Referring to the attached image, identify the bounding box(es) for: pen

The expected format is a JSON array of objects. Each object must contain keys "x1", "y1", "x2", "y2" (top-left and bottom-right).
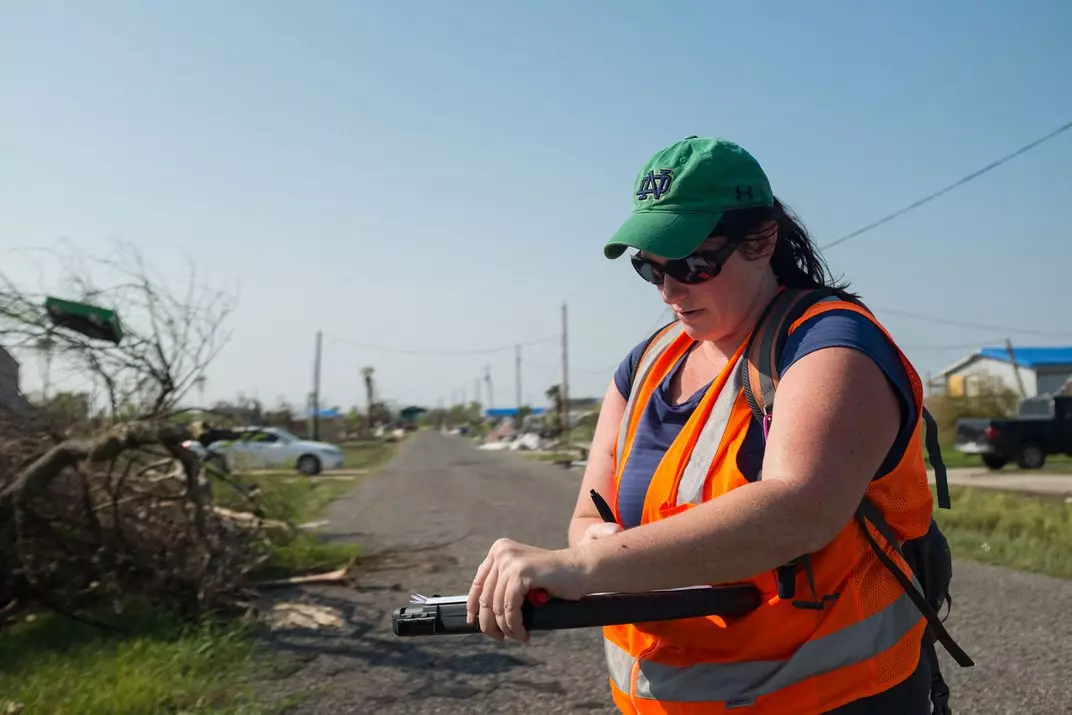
[{"x1": 589, "y1": 489, "x2": 617, "y2": 524}]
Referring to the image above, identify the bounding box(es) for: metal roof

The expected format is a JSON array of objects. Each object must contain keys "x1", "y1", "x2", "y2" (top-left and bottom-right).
[
  {"x1": 484, "y1": 407, "x2": 547, "y2": 417},
  {"x1": 939, "y1": 346, "x2": 1072, "y2": 376},
  {"x1": 304, "y1": 408, "x2": 343, "y2": 418},
  {"x1": 976, "y1": 347, "x2": 1072, "y2": 368}
]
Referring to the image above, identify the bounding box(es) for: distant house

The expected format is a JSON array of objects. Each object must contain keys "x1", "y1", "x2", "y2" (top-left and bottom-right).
[
  {"x1": 0, "y1": 347, "x2": 32, "y2": 411},
  {"x1": 937, "y1": 347, "x2": 1072, "y2": 399}
]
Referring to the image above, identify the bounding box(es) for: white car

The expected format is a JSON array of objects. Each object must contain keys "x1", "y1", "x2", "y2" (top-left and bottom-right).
[{"x1": 183, "y1": 426, "x2": 344, "y2": 476}]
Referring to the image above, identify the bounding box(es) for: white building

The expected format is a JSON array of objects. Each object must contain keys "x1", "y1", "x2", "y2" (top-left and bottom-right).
[{"x1": 937, "y1": 347, "x2": 1072, "y2": 399}]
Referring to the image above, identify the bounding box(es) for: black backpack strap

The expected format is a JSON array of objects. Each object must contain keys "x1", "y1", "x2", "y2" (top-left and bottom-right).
[
  {"x1": 922, "y1": 407, "x2": 951, "y2": 509},
  {"x1": 923, "y1": 638, "x2": 953, "y2": 715},
  {"x1": 739, "y1": 287, "x2": 839, "y2": 429},
  {"x1": 740, "y1": 288, "x2": 839, "y2": 605},
  {"x1": 856, "y1": 498, "x2": 974, "y2": 668}
]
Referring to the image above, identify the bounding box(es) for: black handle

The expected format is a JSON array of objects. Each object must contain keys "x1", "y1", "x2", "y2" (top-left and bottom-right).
[{"x1": 392, "y1": 584, "x2": 761, "y2": 637}]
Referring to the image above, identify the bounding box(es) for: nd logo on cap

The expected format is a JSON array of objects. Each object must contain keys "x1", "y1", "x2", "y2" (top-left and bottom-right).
[{"x1": 636, "y1": 169, "x2": 674, "y2": 201}]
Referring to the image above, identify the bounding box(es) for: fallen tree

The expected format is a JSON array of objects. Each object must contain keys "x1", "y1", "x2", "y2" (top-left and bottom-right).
[
  {"x1": 0, "y1": 245, "x2": 350, "y2": 629},
  {"x1": 0, "y1": 414, "x2": 265, "y2": 623}
]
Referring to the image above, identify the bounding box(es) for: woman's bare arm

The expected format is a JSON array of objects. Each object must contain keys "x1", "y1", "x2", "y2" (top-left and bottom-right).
[
  {"x1": 566, "y1": 380, "x2": 627, "y2": 548},
  {"x1": 571, "y1": 346, "x2": 902, "y2": 593}
]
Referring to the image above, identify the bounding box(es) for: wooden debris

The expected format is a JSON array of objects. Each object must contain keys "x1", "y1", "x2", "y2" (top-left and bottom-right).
[{"x1": 255, "y1": 567, "x2": 349, "y2": 588}]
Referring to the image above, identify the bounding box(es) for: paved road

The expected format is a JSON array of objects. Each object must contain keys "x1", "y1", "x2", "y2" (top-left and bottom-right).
[{"x1": 269, "y1": 432, "x2": 1071, "y2": 714}]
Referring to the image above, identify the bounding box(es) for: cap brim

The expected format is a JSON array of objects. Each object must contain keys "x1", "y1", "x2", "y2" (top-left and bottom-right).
[{"x1": 604, "y1": 210, "x2": 724, "y2": 260}]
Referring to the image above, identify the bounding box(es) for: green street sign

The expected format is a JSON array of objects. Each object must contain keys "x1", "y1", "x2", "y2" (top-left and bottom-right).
[{"x1": 43, "y1": 296, "x2": 124, "y2": 344}]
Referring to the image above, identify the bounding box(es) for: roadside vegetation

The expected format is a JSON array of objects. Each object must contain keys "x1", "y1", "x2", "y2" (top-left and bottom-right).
[
  {"x1": 936, "y1": 485, "x2": 1072, "y2": 580},
  {"x1": 1, "y1": 439, "x2": 399, "y2": 715},
  {"x1": 0, "y1": 245, "x2": 402, "y2": 715}
]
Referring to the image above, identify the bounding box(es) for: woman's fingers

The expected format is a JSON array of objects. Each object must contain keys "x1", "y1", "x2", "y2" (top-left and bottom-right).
[
  {"x1": 467, "y1": 538, "x2": 542, "y2": 643},
  {"x1": 466, "y1": 553, "x2": 494, "y2": 624},
  {"x1": 501, "y1": 574, "x2": 529, "y2": 643},
  {"x1": 478, "y1": 559, "x2": 503, "y2": 641}
]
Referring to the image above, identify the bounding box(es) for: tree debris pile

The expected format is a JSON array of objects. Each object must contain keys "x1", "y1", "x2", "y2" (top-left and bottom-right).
[
  {"x1": 0, "y1": 244, "x2": 356, "y2": 629},
  {"x1": 0, "y1": 415, "x2": 274, "y2": 623}
]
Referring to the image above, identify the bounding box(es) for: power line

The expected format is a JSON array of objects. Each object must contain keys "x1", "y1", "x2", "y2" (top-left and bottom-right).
[
  {"x1": 897, "y1": 340, "x2": 1005, "y2": 351},
  {"x1": 872, "y1": 305, "x2": 1072, "y2": 340},
  {"x1": 820, "y1": 118, "x2": 1072, "y2": 251},
  {"x1": 324, "y1": 333, "x2": 558, "y2": 356}
]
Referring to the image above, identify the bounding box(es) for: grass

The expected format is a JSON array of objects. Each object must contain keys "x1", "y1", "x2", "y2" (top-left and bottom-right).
[
  {"x1": 516, "y1": 450, "x2": 578, "y2": 464},
  {"x1": 218, "y1": 439, "x2": 400, "y2": 579},
  {"x1": 2, "y1": 439, "x2": 401, "y2": 715},
  {"x1": 936, "y1": 485, "x2": 1072, "y2": 579},
  {"x1": 934, "y1": 443, "x2": 1072, "y2": 472},
  {"x1": 339, "y1": 439, "x2": 399, "y2": 472},
  {"x1": 0, "y1": 607, "x2": 284, "y2": 715}
]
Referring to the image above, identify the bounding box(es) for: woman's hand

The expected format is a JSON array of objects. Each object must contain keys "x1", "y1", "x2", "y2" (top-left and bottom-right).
[
  {"x1": 466, "y1": 538, "x2": 589, "y2": 643},
  {"x1": 578, "y1": 521, "x2": 623, "y2": 546}
]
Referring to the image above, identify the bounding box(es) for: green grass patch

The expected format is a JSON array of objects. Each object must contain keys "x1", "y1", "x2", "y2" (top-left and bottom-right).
[
  {"x1": 936, "y1": 485, "x2": 1072, "y2": 579},
  {"x1": 214, "y1": 444, "x2": 399, "y2": 579},
  {"x1": 0, "y1": 440, "x2": 401, "y2": 714},
  {"x1": 516, "y1": 450, "x2": 577, "y2": 463},
  {"x1": 0, "y1": 607, "x2": 283, "y2": 715},
  {"x1": 339, "y1": 440, "x2": 399, "y2": 471},
  {"x1": 223, "y1": 441, "x2": 398, "y2": 578}
]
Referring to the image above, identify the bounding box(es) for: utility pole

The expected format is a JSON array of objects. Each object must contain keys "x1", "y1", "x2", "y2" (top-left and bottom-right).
[
  {"x1": 561, "y1": 302, "x2": 570, "y2": 446},
  {"x1": 1005, "y1": 338, "x2": 1028, "y2": 399},
  {"x1": 484, "y1": 365, "x2": 494, "y2": 409},
  {"x1": 474, "y1": 376, "x2": 481, "y2": 407},
  {"x1": 515, "y1": 344, "x2": 522, "y2": 410},
  {"x1": 311, "y1": 330, "x2": 322, "y2": 440}
]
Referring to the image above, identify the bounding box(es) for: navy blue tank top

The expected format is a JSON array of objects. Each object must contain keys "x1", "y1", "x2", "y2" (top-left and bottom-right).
[{"x1": 612, "y1": 309, "x2": 916, "y2": 529}]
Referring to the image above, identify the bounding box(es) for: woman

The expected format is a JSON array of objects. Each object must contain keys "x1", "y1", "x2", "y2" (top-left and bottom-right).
[{"x1": 466, "y1": 136, "x2": 936, "y2": 714}]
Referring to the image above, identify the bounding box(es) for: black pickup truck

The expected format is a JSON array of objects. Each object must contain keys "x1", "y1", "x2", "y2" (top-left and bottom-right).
[{"x1": 954, "y1": 395, "x2": 1072, "y2": 469}]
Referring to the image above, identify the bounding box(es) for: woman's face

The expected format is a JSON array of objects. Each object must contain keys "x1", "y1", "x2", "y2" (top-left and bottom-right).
[{"x1": 641, "y1": 224, "x2": 776, "y2": 342}]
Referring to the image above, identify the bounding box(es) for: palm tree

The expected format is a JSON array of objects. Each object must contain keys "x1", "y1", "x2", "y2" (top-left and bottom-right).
[
  {"x1": 361, "y1": 367, "x2": 375, "y2": 433},
  {"x1": 545, "y1": 384, "x2": 563, "y2": 434}
]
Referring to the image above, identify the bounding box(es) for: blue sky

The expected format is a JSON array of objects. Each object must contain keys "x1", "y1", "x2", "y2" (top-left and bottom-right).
[{"x1": 2, "y1": 0, "x2": 1070, "y2": 410}]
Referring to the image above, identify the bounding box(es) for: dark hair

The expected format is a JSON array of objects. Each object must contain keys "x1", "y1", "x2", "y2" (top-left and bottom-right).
[{"x1": 715, "y1": 198, "x2": 856, "y2": 297}]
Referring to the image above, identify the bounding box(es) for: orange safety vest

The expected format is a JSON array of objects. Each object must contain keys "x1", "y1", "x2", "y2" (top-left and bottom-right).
[{"x1": 604, "y1": 295, "x2": 935, "y2": 715}]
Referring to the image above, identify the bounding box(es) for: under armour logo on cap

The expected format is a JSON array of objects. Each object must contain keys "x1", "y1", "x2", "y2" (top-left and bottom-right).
[
  {"x1": 637, "y1": 169, "x2": 673, "y2": 201},
  {"x1": 735, "y1": 186, "x2": 754, "y2": 201}
]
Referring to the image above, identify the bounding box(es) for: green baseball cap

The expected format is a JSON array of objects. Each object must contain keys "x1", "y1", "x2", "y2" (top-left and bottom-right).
[{"x1": 604, "y1": 136, "x2": 774, "y2": 260}]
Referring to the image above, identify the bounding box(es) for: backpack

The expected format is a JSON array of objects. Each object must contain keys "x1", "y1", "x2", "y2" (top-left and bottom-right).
[{"x1": 739, "y1": 287, "x2": 974, "y2": 715}]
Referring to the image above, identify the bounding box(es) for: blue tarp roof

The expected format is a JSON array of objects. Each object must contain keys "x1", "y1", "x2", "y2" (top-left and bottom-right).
[
  {"x1": 305, "y1": 408, "x2": 343, "y2": 418},
  {"x1": 978, "y1": 347, "x2": 1072, "y2": 368},
  {"x1": 484, "y1": 407, "x2": 547, "y2": 418}
]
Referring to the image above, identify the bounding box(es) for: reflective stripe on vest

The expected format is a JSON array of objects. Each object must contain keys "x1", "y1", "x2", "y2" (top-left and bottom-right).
[
  {"x1": 676, "y1": 354, "x2": 745, "y2": 506},
  {"x1": 615, "y1": 322, "x2": 687, "y2": 468},
  {"x1": 604, "y1": 586, "x2": 922, "y2": 704}
]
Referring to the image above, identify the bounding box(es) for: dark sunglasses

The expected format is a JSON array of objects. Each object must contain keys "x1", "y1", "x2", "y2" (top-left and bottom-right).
[{"x1": 630, "y1": 240, "x2": 740, "y2": 286}]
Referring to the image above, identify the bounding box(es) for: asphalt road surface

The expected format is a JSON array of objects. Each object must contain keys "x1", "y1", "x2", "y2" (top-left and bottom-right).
[{"x1": 269, "y1": 431, "x2": 1071, "y2": 714}]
